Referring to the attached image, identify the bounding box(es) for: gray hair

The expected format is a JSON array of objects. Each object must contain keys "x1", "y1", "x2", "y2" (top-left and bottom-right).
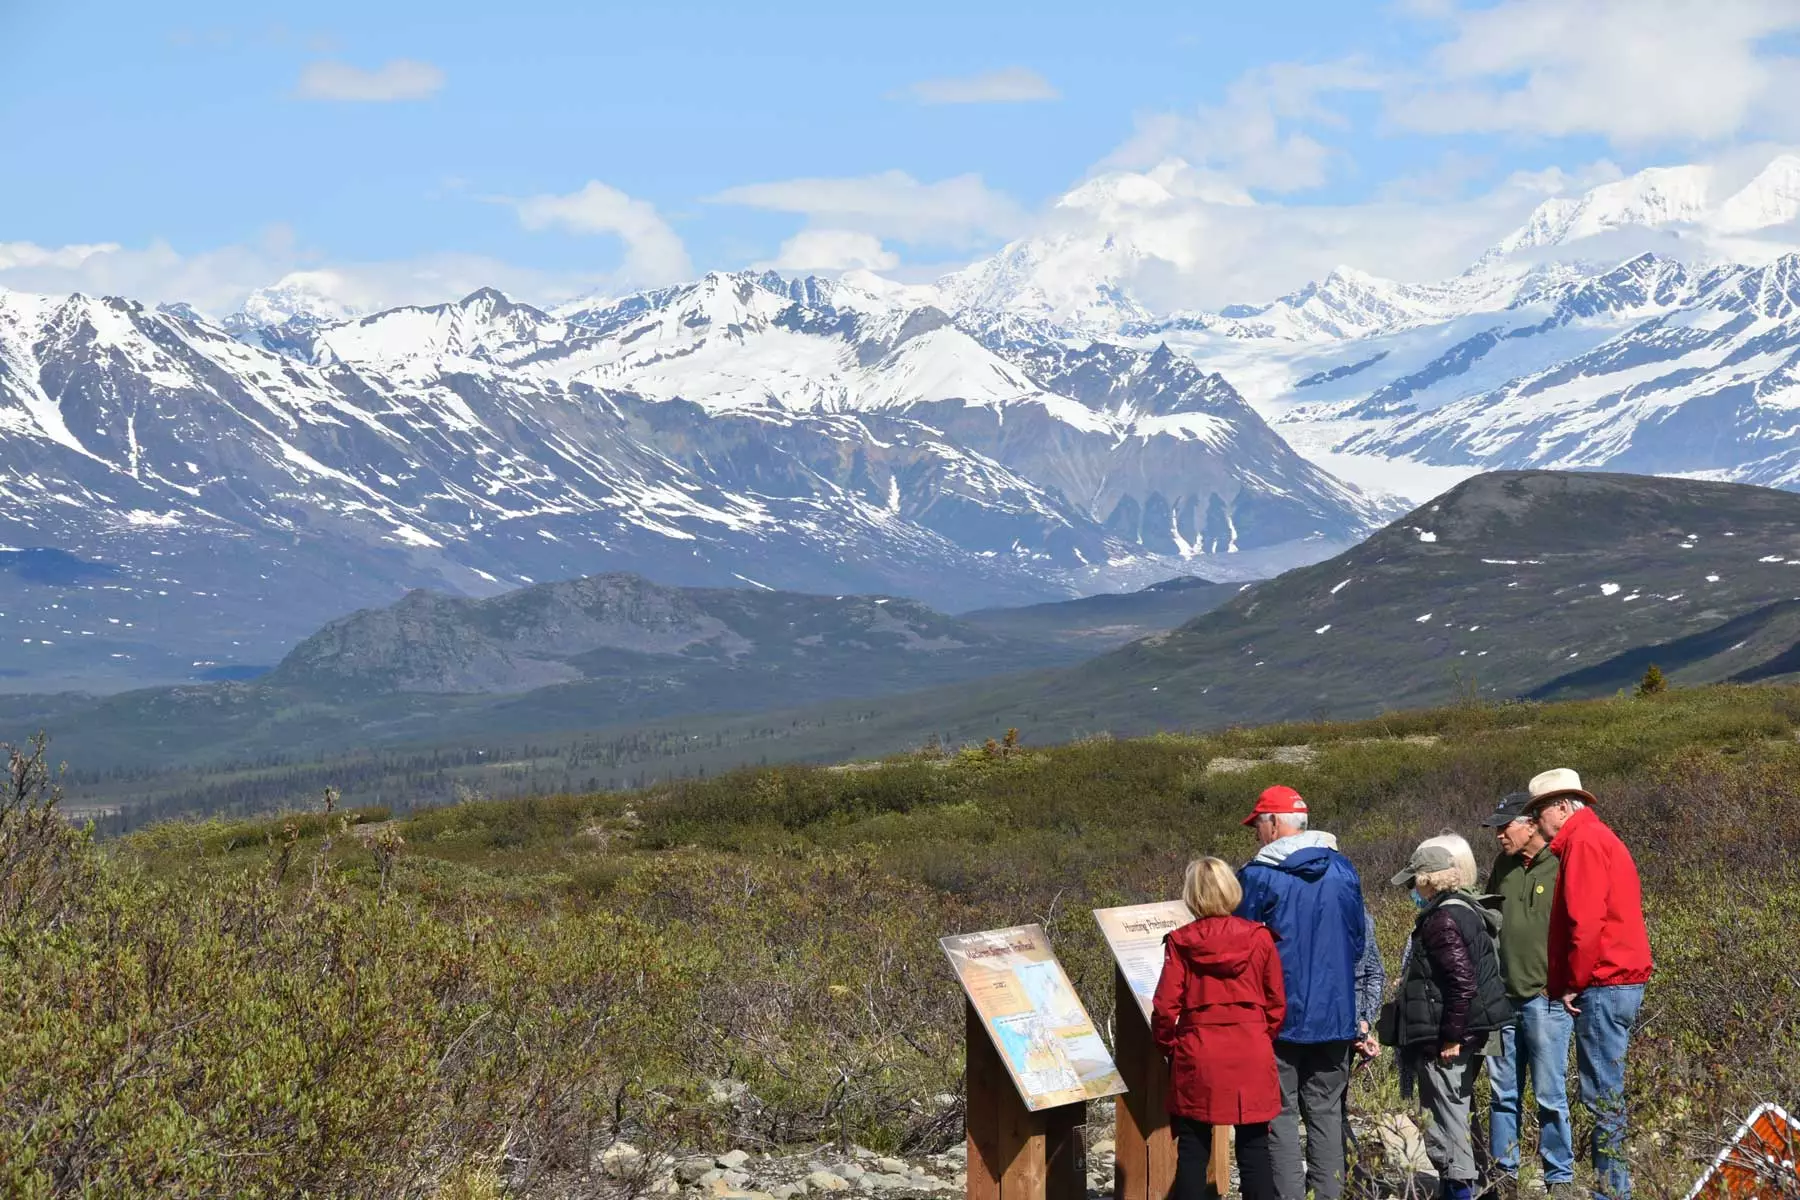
[{"x1": 1263, "y1": 811, "x2": 1309, "y2": 832}]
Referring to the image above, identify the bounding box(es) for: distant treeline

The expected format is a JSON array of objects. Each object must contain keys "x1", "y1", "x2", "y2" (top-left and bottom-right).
[{"x1": 65, "y1": 709, "x2": 893, "y2": 834}]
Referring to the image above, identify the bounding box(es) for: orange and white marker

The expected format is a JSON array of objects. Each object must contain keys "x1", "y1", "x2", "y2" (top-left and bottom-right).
[{"x1": 1685, "y1": 1103, "x2": 1799, "y2": 1200}]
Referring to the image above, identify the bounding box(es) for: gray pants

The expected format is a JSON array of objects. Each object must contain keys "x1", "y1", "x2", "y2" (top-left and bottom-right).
[
  {"x1": 1272, "y1": 1039, "x2": 1353, "y2": 1200},
  {"x1": 1417, "y1": 1050, "x2": 1480, "y2": 1184}
]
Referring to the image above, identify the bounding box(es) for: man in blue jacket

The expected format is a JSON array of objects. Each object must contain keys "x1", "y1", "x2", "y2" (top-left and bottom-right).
[{"x1": 1236, "y1": 785, "x2": 1370, "y2": 1200}]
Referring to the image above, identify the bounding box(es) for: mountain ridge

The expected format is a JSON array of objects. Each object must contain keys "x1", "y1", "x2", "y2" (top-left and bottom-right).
[{"x1": 0, "y1": 274, "x2": 1388, "y2": 689}]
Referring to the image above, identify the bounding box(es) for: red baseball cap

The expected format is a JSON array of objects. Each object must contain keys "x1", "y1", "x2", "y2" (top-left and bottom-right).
[{"x1": 1242, "y1": 785, "x2": 1308, "y2": 826}]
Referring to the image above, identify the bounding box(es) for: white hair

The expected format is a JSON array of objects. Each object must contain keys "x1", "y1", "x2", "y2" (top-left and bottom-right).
[
  {"x1": 1420, "y1": 831, "x2": 1479, "y2": 890},
  {"x1": 1265, "y1": 812, "x2": 1309, "y2": 832}
]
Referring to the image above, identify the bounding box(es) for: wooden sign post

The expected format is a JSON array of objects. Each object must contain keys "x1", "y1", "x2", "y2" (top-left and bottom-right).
[
  {"x1": 942, "y1": 924, "x2": 1127, "y2": 1200},
  {"x1": 965, "y1": 1001, "x2": 1087, "y2": 1200},
  {"x1": 1093, "y1": 903, "x2": 1231, "y2": 1200}
]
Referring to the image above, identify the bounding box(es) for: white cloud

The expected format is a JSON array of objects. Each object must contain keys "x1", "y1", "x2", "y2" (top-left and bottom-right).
[
  {"x1": 295, "y1": 58, "x2": 446, "y2": 102},
  {"x1": 892, "y1": 67, "x2": 1059, "y2": 105},
  {"x1": 0, "y1": 241, "x2": 121, "y2": 271},
  {"x1": 710, "y1": 170, "x2": 1023, "y2": 248},
  {"x1": 754, "y1": 230, "x2": 899, "y2": 273},
  {"x1": 971, "y1": 157, "x2": 1577, "y2": 313},
  {"x1": 0, "y1": 233, "x2": 606, "y2": 319},
  {"x1": 1390, "y1": 0, "x2": 1800, "y2": 144},
  {"x1": 1102, "y1": 61, "x2": 1383, "y2": 195},
  {"x1": 510, "y1": 180, "x2": 692, "y2": 286}
]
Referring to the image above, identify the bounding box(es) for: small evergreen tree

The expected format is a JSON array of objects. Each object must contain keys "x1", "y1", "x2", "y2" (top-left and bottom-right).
[{"x1": 1637, "y1": 663, "x2": 1668, "y2": 697}]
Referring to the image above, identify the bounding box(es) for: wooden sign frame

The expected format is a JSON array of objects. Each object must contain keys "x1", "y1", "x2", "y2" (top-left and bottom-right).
[{"x1": 965, "y1": 1000, "x2": 1087, "y2": 1200}]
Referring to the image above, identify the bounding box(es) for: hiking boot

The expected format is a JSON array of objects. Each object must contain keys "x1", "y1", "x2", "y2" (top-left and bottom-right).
[{"x1": 1546, "y1": 1185, "x2": 1581, "y2": 1200}]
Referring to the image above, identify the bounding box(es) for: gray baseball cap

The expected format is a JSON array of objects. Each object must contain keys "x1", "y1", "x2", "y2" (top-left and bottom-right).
[{"x1": 1391, "y1": 842, "x2": 1459, "y2": 888}]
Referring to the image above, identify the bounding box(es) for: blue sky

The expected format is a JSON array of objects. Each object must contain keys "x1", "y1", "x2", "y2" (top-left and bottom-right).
[{"x1": 4, "y1": 0, "x2": 1800, "y2": 313}]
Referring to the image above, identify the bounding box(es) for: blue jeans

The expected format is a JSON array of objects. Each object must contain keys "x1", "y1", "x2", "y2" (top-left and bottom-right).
[
  {"x1": 1575, "y1": 984, "x2": 1645, "y2": 1200},
  {"x1": 1489, "y1": 996, "x2": 1575, "y2": 1183}
]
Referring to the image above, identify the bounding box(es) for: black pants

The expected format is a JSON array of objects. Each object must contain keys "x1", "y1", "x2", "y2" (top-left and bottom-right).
[{"x1": 1173, "y1": 1116, "x2": 1275, "y2": 1200}]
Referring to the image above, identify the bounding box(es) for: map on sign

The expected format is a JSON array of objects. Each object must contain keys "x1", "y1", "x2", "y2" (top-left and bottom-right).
[
  {"x1": 1093, "y1": 901, "x2": 1195, "y2": 1023},
  {"x1": 941, "y1": 923, "x2": 1126, "y2": 1111}
]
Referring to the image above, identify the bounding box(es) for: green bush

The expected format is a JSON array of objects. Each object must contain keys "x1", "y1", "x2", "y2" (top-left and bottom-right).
[{"x1": 4, "y1": 686, "x2": 1800, "y2": 1192}]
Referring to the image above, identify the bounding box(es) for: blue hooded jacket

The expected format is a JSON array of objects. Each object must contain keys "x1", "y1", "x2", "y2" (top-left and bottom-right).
[{"x1": 1235, "y1": 831, "x2": 1368, "y2": 1044}]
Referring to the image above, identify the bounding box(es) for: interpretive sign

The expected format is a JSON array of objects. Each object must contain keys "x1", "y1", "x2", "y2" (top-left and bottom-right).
[
  {"x1": 941, "y1": 923, "x2": 1126, "y2": 1111},
  {"x1": 1093, "y1": 901, "x2": 1194, "y2": 1022},
  {"x1": 1095, "y1": 901, "x2": 1227, "y2": 1200},
  {"x1": 1684, "y1": 1103, "x2": 1799, "y2": 1200}
]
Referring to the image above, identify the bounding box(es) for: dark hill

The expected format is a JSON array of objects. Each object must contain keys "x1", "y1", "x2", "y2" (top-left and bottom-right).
[
  {"x1": 26, "y1": 573, "x2": 1144, "y2": 770},
  {"x1": 995, "y1": 471, "x2": 1800, "y2": 733},
  {"x1": 266, "y1": 573, "x2": 1058, "y2": 696}
]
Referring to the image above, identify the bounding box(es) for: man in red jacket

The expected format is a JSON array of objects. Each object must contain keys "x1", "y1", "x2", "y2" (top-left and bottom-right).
[{"x1": 1525, "y1": 769, "x2": 1654, "y2": 1200}]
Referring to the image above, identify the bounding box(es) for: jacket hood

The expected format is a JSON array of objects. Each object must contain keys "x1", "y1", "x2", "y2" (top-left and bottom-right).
[
  {"x1": 1422, "y1": 889, "x2": 1504, "y2": 935},
  {"x1": 1167, "y1": 915, "x2": 1266, "y2": 979},
  {"x1": 1251, "y1": 830, "x2": 1342, "y2": 879}
]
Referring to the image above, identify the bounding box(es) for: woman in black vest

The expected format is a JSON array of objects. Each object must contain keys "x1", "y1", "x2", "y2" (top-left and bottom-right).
[{"x1": 1390, "y1": 834, "x2": 1510, "y2": 1200}]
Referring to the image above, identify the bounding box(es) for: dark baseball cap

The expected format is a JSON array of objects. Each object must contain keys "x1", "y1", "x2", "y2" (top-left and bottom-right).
[{"x1": 1481, "y1": 792, "x2": 1533, "y2": 828}]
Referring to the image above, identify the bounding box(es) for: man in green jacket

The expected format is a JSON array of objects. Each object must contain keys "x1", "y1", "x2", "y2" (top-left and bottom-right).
[{"x1": 1483, "y1": 792, "x2": 1575, "y2": 1200}]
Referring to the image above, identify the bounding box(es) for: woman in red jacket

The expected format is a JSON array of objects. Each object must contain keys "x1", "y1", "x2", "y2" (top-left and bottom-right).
[{"x1": 1152, "y1": 856, "x2": 1286, "y2": 1200}]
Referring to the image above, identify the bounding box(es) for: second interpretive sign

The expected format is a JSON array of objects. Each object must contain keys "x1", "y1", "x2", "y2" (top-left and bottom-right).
[
  {"x1": 1092, "y1": 901, "x2": 1195, "y2": 1022},
  {"x1": 940, "y1": 923, "x2": 1126, "y2": 1111}
]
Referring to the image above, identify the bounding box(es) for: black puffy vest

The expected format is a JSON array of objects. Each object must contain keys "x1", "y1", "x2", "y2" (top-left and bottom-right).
[{"x1": 1397, "y1": 893, "x2": 1512, "y2": 1048}]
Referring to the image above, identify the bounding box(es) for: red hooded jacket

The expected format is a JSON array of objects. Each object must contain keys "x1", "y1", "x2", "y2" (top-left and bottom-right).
[
  {"x1": 1150, "y1": 915, "x2": 1286, "y2": 1123},
  {"x1": 1546, "y1": 806, "x2": 1654, "y2": 996}
]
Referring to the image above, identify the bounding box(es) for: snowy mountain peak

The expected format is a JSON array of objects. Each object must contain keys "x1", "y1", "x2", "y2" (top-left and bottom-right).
[
  {"x1": 456, "y1": 286, "x2": 518, "y2": 314},
  {"x1": 1056, "y1": 170, "x2": 1178, "y2": 213},
  {"x1": 238, "y1": 271, "x2": 365, "y2": 327},
  {"x1": 1714, "y1": 154, "x2": 1800, "y2": 234},
  {"x1": 1485, "y1": 155, "x2": 1800, "y2": 268},
  {"x1": 1496, "y1": 164, "x2": 1715, "y2": 257},
  {"x1": 308, "y1": 287, "x2": 559, "y2": 373}
]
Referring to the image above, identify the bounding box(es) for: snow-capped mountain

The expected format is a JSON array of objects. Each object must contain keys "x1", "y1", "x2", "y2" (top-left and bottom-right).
[
  {"x1": 222, "y1": 271, "x2": 368, "y2": 358},
  {"x1": 1489, "y1": 156, "x2": 1800, "y2": 260},
  {"x1": 0, "y1": 273, "x2": 1389, "y2": 690},
  {"x1": 953, "y1": 154, "x2": 1800, "y2": 504},
  {"x1": 934, "y1": 166, "x2": 1203, "y2": 335},
  {"x1": 27, "y1": 149, "x2": 1800, "y2": 694},
  {"x1": 1330, "y1": 252, "x2": 1800, "y2": 482}
]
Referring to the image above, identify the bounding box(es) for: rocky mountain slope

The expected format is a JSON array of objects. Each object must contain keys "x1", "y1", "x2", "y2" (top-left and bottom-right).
[{"x1": 0, "y1": 275, "x2": 1388, "y2": 691}]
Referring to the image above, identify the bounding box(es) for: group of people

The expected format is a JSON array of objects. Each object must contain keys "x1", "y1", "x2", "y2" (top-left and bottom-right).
[{"x1": 1149, "y1": 768, "x2": 1654, "y2": 1200}]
